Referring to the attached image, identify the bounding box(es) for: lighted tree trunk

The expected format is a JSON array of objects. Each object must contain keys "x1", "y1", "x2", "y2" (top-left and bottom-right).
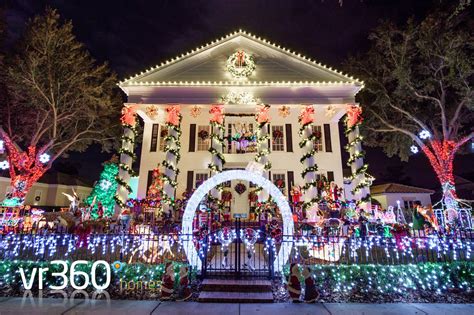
[
  {"x1": 0, "y1": 130, "x2": 50, "y2": 204},
  {"x1": 420, "y1": 139, "x2": 469, "y2": 208}
]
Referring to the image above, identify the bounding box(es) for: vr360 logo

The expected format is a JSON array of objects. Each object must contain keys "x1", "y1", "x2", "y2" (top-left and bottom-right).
[{"x1": 19, "y1": 260, "x2": 111, "y2": 290}]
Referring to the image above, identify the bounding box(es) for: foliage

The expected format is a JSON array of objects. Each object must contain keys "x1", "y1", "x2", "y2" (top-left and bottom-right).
[
  {"x1": 0, "y1": 8, "x2": 122, "y2": 163},
  {"x1": 85, "y1": 160, "x2": 119, "y2": 217},
  {"x1": 347, "y1": 7, "x2": 473, "y2": 161}
]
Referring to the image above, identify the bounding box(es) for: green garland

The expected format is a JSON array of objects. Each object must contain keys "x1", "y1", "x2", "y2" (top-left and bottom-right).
[
  {"x1": 208, "y1": 120, "x2": 226, "y2": 198},
  {"x1": 299, "y1": 119, "x2": 319, "y2": 210},
  {"x1": 254, "y1": 109, "x2": 271, "y2": 171},
  {"x1": 344, "y1": 115, "x2": 371, "y2": 199},
  {"x1": 161, "y1": 114, "x2": 182, "y2": 207},
  {"x1": 115, "y1": 122, "x2": 138, "y2": 209}
]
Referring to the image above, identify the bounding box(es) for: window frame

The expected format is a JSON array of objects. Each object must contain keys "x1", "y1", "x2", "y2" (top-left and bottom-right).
[{"x1": 271, "y1": 125, "x2": 285, "y2": 152}]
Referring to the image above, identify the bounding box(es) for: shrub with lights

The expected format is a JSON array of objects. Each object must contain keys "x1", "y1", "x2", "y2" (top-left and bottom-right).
[{"x1": 86, "y1": 158, "x2": 120, "y2": 217}]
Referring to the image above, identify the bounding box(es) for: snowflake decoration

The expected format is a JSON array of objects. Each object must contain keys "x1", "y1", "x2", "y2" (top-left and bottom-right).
[
  {"x1": 0, "y1": 160, "x2": 9, "y2": 170},
  {"x1": 278, "y1": 105, "x2": 290, "y2": 118},
  {"x1": 325, "y1": 105, "x2": 337, "y2": 117},
  {"x1": 419, "y1": 130, "x2": 431, "y2": 140},
  {"x1": 39, "y1": 153, "x2": 50, "y2": 164},
  {"x1": 410, "y1": 145, "x2": 419, "y2": 154},
  {"x1": 100, "y1": 179, "x2": 112, "y2": 191},
  {"x1": 221, "y1": 91, "x2": 260, "y2": 105},
  {"x1": 190, "y1": 105, "x2": 201, "y2": 118},
  {"x1": 145, "y1": 105, "x2": 159, "y2": 119}
]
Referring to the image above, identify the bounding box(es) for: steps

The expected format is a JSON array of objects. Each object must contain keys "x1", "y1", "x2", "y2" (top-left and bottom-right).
[{"x1": 198, "y1": 279, "x2": 274, "y2": 303}]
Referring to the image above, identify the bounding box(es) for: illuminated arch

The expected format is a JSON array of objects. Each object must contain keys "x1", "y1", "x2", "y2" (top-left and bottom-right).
[{"x1": 181, "y1": 170, "x2": 294, "y2": 272}]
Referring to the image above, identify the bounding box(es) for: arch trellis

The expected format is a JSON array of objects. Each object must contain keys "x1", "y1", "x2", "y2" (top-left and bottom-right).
[{"x1": 181, "y1": 170, "x2": 294, "y2": 272}]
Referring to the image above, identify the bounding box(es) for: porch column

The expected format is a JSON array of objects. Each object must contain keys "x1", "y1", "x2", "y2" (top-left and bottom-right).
[
  {"x1": 255, "y1": 104, "x2": 271, "y2": 201},
  {"x1": 209, "y1": 104, "x2": 225, "y2": 199},
  {"x1": 115, "y1": 104, "x2": 138, "y2": 216},
  {"x1": 345, "y1": 104, "x2": 371, "y2": 208}
]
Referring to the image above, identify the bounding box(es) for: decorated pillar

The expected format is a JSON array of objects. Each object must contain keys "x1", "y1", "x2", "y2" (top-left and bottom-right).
[
  {"x1": 208, "y1": 104, "x2": 226, "y2": 199},
  {"x1": 114, "y1": 104, "x2": 138, "y2": 214},
  {"x1": 344, "y1": 104, "x2": 371, "y2": 206},
  {"x1": 255, "y1": 104, "x2": 271, "y2": 201},
  {"x1": 298, "y1": 105, "x2": 318, "y2": 211},
  {"x1": 161, "y1": 105, "x2": 182, "y2": 215}
]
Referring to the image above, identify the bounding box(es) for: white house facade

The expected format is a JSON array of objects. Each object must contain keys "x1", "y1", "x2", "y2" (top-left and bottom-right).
[{"x1": 116, "y1": 30, "x2": 370, "y2": 216}]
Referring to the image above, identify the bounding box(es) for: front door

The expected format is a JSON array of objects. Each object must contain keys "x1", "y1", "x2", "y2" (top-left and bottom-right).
[{"x1": 201, "y1": 219, "x2": 271, "y2": 278}]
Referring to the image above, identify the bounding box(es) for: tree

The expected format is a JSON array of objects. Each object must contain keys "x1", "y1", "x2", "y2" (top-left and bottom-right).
[
  {"x1": 347, "y1": 7, "x2": 473, "y2": 207},
  {"x1": 0, "y1": 8, "x2": 122, "y2": 204},
  {"x1": 85, "y1": 158, "x2": 119, "y2": 218}
]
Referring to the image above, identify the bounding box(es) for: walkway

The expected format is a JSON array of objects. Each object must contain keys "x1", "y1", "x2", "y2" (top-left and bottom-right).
[{"x1": 0, "y1": 297, "x2": 472, "y2": 315}]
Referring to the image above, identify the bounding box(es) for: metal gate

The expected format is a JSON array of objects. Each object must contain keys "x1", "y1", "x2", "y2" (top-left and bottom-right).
[{"x1": 201, "y1": 219, "x2": 274, "y2": 279}]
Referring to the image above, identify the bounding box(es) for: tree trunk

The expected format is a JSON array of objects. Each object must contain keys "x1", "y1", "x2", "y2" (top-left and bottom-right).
[{"x1": 421, "y1": 140, "x2": 458, "y2": 208}]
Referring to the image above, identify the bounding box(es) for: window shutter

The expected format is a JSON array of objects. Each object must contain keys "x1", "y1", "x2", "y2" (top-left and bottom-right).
[
  {"x1": 327, "y1": 171, "x2": 334, "y2": 182},
  {"x1": 267, "y1": 124, "x2": 271, "y2": 148},
  {"x1": 287, "y1": 171, "x2": 295, "y2": 198},
  {"x1": 323, "y1": 124, "x2": 332, "y2": 152},
  {"x1": 186, "y1": 171, "x2": 194, "y2": 193},
  {"x1": 150, "y1": 124, "x2": 159, "y2": 152},
  {"x1": 189, "y1": 124, "x2": 196, "y2": 152},
  {"x1": 146, "y1": 170, "x2": 153, "y2": 195},
  {"x1": 285, "y1": 124, "x2": 293, "y2": 152}
]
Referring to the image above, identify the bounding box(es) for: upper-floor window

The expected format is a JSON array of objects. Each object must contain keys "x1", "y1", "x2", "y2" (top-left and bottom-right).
[
  {"x1": 271, "y1": 125, "x2": 285, "y2": 152},
  {"x1": 312, "y1": 125, "x2": 323, "y2": 152},
  {"x1": 159, "y1": 125, "x2": 167, "y2": 151},
  {"x1": 272, "y1": 173, "x2": 286, "y2": 192},
  {"x1": 197, "y1": 125, "x2": 211, "y2": 151}
]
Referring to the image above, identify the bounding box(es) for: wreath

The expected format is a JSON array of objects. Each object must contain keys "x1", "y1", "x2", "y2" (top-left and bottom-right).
[
  {"x1": 313, "y1": 130, "x2": 322, "y2": 139},
  {"x1": 272, "y1": 129, "x2": 283, "y2": 139},
  {"x1": 275, "y1": 178, "x2": 286, "y2": 189},
  {"x1": 226, "y1": 50, "x2": 255, "y2": 79},
  {"x1": 221, "y1": 190, "x2": 233, "y2": 202},
  {"x1": 198, "y1": 129, "x2": 209, "y2": 140},
  {"x1": 234, "y1": 183, "x2": 247, "y2": 195}
]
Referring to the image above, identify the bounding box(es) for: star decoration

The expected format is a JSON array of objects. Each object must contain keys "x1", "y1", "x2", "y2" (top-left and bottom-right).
[
  {"x1": 190, "y1": 105, "x2": 201, "y2": 118},
  {"x1": 145, "y1": 105, "x2": 159, "y2": 119},
  {"x1": 410, "y1": 145, "x2": 419, "y2": 154},
  {"x1": 278, "y1": 105, "x2": 290, "y2": 118}
]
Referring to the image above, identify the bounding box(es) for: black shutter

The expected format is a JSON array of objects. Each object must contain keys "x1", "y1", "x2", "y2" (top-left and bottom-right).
[
  {"x1": 287, "y1": 171, "x2": 295, "y2": 198},
  {"x1": 186, "y1": 171, "x2": 194, "y2": 193},
  {"x1": 189, "y1": 124, "x2": 196, "y2": 152},
  {"x1": 146, "y1": 170, "x2": 153, "y2": 195},
  {"x1": 327, "y1": 171, "x2": 334, "y2": 182},
  {"x1": 285, "y1": 124, "x2": 293, "y2": 152},
  {"x1": 150, "y1": 124, "x2": 159, "y2": 152},
  {"x1": 267, "y1": 124, "x2": 271, "y2": 149},
  {"x1": 323, "y1": 124, "x2": 332, "y2": 152}
]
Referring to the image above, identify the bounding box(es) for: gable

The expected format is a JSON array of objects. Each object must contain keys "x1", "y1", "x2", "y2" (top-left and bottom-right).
[{"x1": 120, "y1": 30, "x2": 361, "y2": 87}]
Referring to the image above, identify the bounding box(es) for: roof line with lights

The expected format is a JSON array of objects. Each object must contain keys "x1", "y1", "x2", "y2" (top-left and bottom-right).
[{"x1": 119, "y1": 29, "x2": 363, "y2": 87}]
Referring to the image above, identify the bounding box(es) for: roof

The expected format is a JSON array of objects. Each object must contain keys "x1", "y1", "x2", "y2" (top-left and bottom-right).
[
  {"x1": 371, "y1": 183, "x2": 435, "y2": 195},
  {"x1": 119, "y1": 30, "x2": 362, "y2": 89}
]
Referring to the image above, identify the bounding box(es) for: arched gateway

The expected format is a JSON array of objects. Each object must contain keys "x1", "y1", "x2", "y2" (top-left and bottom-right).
[{"x1": 181, "y1": 170, "x2": 294, "y2": 273}]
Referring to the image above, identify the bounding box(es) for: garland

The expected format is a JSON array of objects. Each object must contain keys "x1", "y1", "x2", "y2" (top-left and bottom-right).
[
  {"x1": 344, "y1": 104, "x2": 371, "y2": 198},
  {"x1": 161, "y1": 105, "x2": 182, "y2": 208},
  {"x1": 207, "y1": 105, "x2": 226, "y2": 204},
  {"x1": 254, "y1": 104, "x2": 272, "y2": 199},
  {"x1": 115, "y1": 104, "x2": 139, "y2": 208},
  {"x1": 298, "y1": 105, "x2": 318, "y2": 211}
]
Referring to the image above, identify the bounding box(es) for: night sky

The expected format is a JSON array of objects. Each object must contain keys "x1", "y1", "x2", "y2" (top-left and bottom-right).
[{"x1": 3, "y1": 0, "x2": 473, "y2": 192}]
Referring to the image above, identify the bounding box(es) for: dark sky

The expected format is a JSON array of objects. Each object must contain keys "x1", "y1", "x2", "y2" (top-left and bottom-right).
[{"x1": 3, "y1": 0, "x2": 473, "y2": 191}]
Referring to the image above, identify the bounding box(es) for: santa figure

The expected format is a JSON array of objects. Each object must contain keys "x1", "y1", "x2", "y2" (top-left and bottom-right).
[
  {"x1": 161, "y1": 262, "x2": 175, "y2": 300},
  {"x1": 177, "y1": 265, "x2": 192, "y2": 301},
  {"x1": 287, "y1": 263, "x2": 302, "y2": 302},
  {"x1": 290, "y1": 186, "x2": 302, "y2": 204},
  {"x1": 302, "y1": 267, "x2": 319, "y2": 303}
]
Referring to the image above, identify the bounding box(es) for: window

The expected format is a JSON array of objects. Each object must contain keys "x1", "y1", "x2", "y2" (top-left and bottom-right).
[
  {"x1": 197, "y1": 125, "x2": 211, "y2": 151},
  {"x1": 272, "y1": 173, "x2": 286, "y2": 192},
  {"x1": 150, "y1": 124, "x2": 159, "y2": 152},
  {"x1": 272, "y1": 125, "x2": 285, "y2": 151},
  {"x1": 312, "y1": 125, "x2": 323, "y2": 152},
  {"x1": 195, "y1": 173, "x2": 209, "y2": 188},
  {"x1": 327, "y1": 171, "x2": 334, "y2": 182},
  {"x1": 403, "y1": 200, "x2": 420, "y2": 209},
  {"x1": 159, "y1": 125, "x2": 167, "y2": 151}
]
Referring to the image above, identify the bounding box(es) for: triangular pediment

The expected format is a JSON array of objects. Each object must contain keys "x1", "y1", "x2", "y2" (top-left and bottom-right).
[{"x1": 120, "y1": 30, "x2": 360, "y2": 87}]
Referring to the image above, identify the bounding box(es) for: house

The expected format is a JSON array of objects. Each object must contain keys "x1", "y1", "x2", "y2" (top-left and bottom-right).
[
  {"x1": 116, "y1": 30, "x2": 370, "y2": 216},
  {"x1": 0, "y1": 172, "x2": 93, "y2": 209},
  {"x1": 371, "y1": 183, "x2": 434, "y2": 209}
]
